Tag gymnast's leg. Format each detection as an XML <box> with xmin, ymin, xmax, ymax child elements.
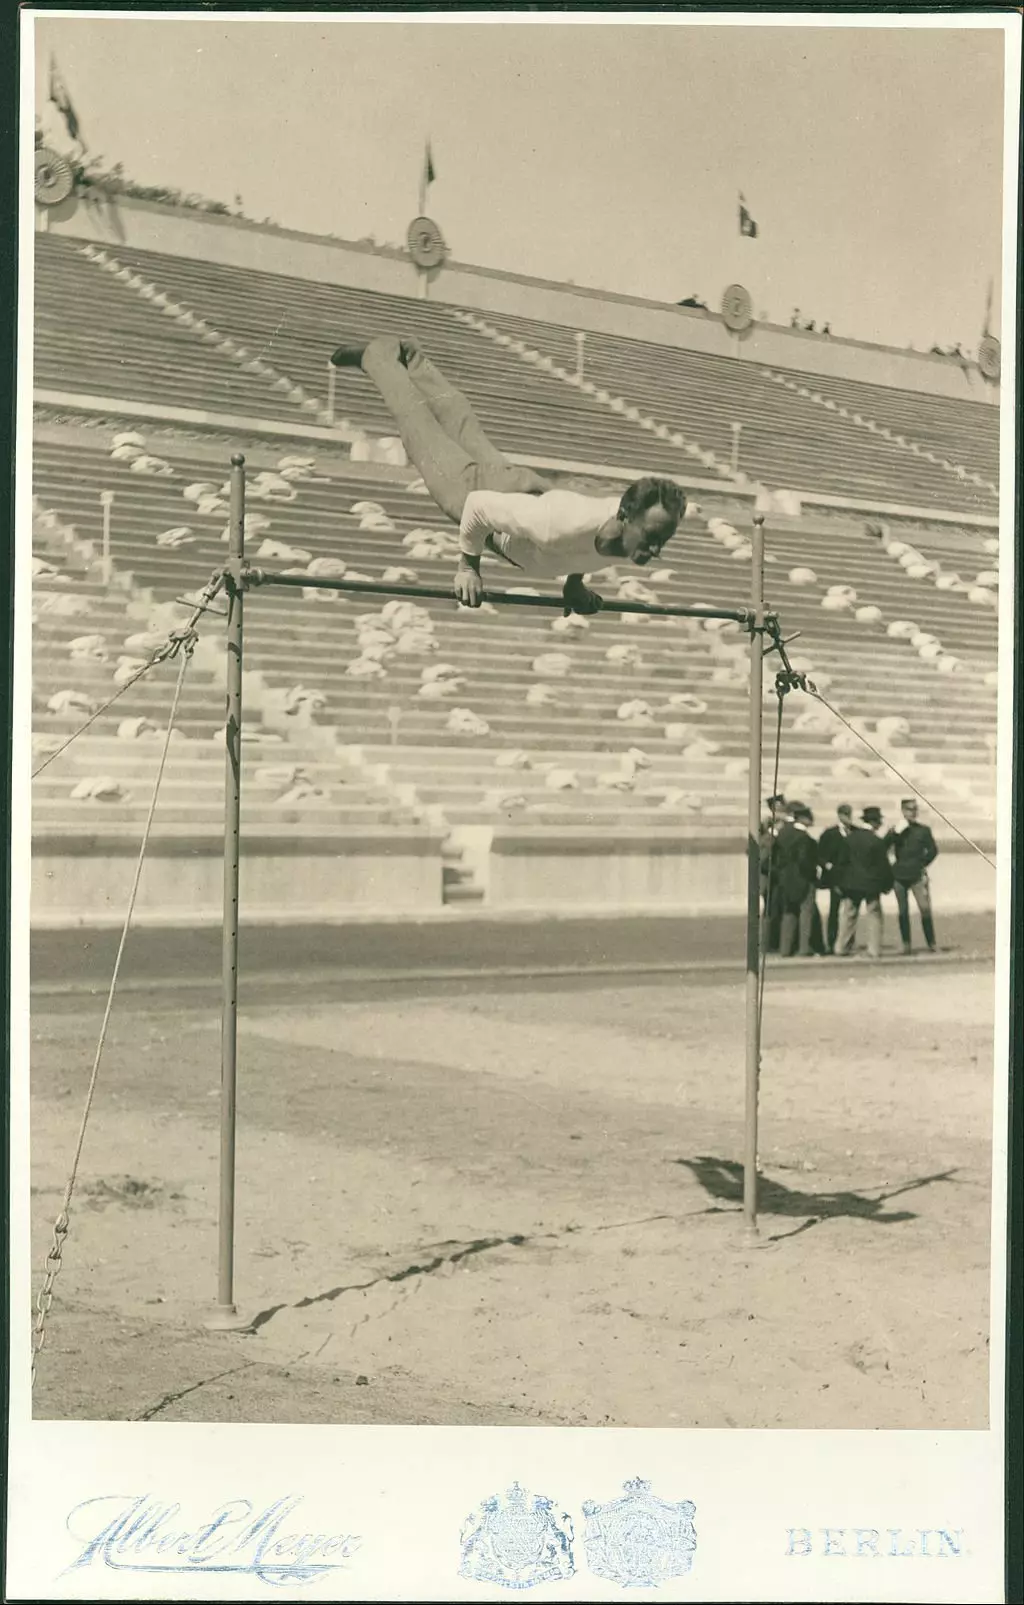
<box><xmin>331</xmin><ymin>336</ymin><xmax>552</xmax><ymax>519</ymax></box>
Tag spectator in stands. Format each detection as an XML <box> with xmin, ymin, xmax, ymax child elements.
<box><xmin>821</xmin><ymin>322</ymin><xmax>832</xmax><ymax>337</ymax></box>
<box><xmin>790</xmin><ymin>309</ymin><xmax>802</xmax><ymax>328</ymax></box>
<box><xmin>834</xmin><ymin>806</ymin><xmax>894</xmax><ymax>960</ymax></box>
<box><xmin>817</xmin><ymin>802</ymin><xmax>854</xmax><ymax>954</ymax></box>
<box><xmin>774</xmin><ymin>802</ymin><xmax>819</xmax><ymax>958</ymax></box>
<box><xmin>885</xmin><ymin>799</ymin><xmax>939</xmax><ymax>954</ymax></box>
<box><xmin>331</xmin><ymin>336</ymin><xmax>686</xmax><ymax>613</ymax></box>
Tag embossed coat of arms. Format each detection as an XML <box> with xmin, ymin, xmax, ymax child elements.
<box><xmin>582</xmin><ymin>1478</ymin><xmax>697</xmax><ymax>1587</ymax></box>
<box><xmin>459</xmin><ymin>1482</ymin><xmax>575</xmax><ymax>1589</ymax></box>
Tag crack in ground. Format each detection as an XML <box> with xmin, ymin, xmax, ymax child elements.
<box><xmin>249</xmin><ymin>1208</ymin><xmax>720</xmax><ymax>1336</ymax></box>
<box><xmin>249</xmin><ymin>1232</ymin><xmax>530</xmax><ymax>1332</ymax></box>
<box><xmin>135</xmin><ymin>1360</ymin><xmax>257</xmax><ymax>1421</ymax></box>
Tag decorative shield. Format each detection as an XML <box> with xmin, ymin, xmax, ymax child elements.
<box><xmin>459</xmin><ymin>1483</ymin><xmax>575</xmax><ymax>1588</ymax></box>
<box><xmin>977</xmin><ymin>335</ymin><xmax>1001</xmax><ymax>382</ymax></box>
<box><xmin>35</xmin><ymin>147</ymin><xmax>74</xmax><ymax>207</ymax></box>
<box><xmin>721</xmin><ymin>283</ymin><xmax>754</xmax><ymax>333</ymax></box>
<box><xmin>406</xmin><ymin>215</ymin><xmax>446</xmax><ymax>270</ymax></box>
<box><xmin>583</xmin><ymin>1477</ymin><xmax>697</xmax><ymax>1588</ymax></box>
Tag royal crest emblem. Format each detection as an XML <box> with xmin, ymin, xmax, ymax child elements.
<box><xmin>458</xmin><ymin>1482</ymin><xmax>575</xmax><ymax>1589</ymax></box>
<box><xmin>582</xmin><ymin>1478</ymin><xmax>697</xmax><ymax>1588</ymax></box>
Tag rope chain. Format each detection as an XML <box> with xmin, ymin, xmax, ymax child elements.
<box><xmin>32</xmin><ymin>571</ymin><xmax>225</xmax><ymax>779</ymax></box>
<box><xmin>31</xmin><ymin>639</ymin><xmax>197</xmax><ymax>1384</ymax></box>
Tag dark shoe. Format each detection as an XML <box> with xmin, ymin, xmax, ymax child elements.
<box><xmin>398</xmin><ymin>337</ymin><xmax>421</xmax><ymax>367</ymax></box>
<box><xmin>329</xmin><ymin>344</ymin><xmax>367</xmax><ymax>368</ymax></box>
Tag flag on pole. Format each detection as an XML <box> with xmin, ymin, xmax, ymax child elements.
<box><xmin>49</xmin><ymin>54</ymin><xmax>85</xmax><ymax>149</ymax></box>
<box><xmin>418</xmin><ymin>141</ymin><xmax>436</xmax><ymax>215</ymax></box>
<box><xmin>738</xmin><ymin>193</ymin><xmax>758</xmax><ymax>238</ymax></box>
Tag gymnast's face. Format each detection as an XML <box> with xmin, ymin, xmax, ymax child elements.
<box><xmin>619</xmin><ymin>507</ymin><xmax>679</xmax><ymax>566</ymax></box>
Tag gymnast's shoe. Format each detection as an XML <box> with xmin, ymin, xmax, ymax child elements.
<box><xmin>329</xmin><ymin>342</ymin><xmax>367</xmax><ymax>368</ymax></box>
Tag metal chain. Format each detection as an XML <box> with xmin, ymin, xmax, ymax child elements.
<box><xmin>32</xmin><ymin>571</ymin><xmax>225</xmax><ymax>779</ymax></box>
<box><xmin>31</xmin><ymin>638</ymin><xmax>198</xmax><ymax>1382</ymax></box>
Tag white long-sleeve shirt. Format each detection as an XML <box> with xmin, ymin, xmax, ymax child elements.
<box><xmin>458</xmin><ymin>489</ymin><xmax>621</xmax><ymax>578</ymax></box>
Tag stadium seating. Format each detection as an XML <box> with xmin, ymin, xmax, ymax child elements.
<box><xmin>458</xmin><ymin>307</ymin><xmax>997</xmax><ymax>516</ymax></box>
<box><xmin>35</xmin><ymin>234</ymin><xmax>997</xmax><ymax>516</ymax></box>
<box><xmin>32</xmin><ymin>433</ymin><xmax>997</xmax><ymax>856</ymax></box>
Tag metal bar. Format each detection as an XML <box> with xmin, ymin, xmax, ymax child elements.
<box><xmin>246</xmin><ymin>567</ymin><xmax>754</xmax><ymax>623</ymax></box>
<box><xmin>206</xmin><ymin>453</ymin><xmax>247</xmax><ymax>1330</ymax></box>
<box><xmin>326</xmin><ymin>360</ymin><xmax>336</xmax><ymax>426</ymax></box>
<box><xmin>743</xmin><ymin>514</ymin><xmax>766</xmax><ymax>1234</ymax></box>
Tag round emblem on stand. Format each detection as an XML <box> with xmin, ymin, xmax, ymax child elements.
<box><xmin>977</xmin><ymin>335</ymin><xmax>1001</xmax><ymax>383</ymax></box>
<box><xmin>721</xmin><ymin>284</ymin><xmax>754</xmax><ymax>333</ymax></box>
<box><xmin>406</xmin><ymin>216</ymin><xmax>446</xmax><ymax>270</ymax></box>
<box><xmin>35</xmin><ymin>147</ymin><xmax>74</xmax><ymax>206</ymax></box>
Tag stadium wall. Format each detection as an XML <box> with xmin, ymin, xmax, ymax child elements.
<box><xmin>42</xmin><ymin>197</ymin><xmax>995</xmax><ymax>405</ymax></box>
<box><xmin>30</xmin><ymin>831</ymin><xmax>995</xmax><ymax>925</ymax></box>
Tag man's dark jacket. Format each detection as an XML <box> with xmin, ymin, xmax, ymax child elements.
<box><xmin>884</xmin><ymin>821</ymin><xmax>938</xmax><ymax>885</ymax></box>
<box><xmin>833</xmin><ymin>827</ymin><xmax>894</xmax><ymax>898</ymax></box>
<box><xmin>817</xmin><ymin>823</ymin><xmax>852</xmax><ymax>889</ymax></box>
<box><xmin>773</xmin><ymin>822</ymin><xmax>819</xmax><ymax>904</ymax></box>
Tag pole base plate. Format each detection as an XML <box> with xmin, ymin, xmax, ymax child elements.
<box><xmin>202</xmin><ymin>1303</ymin><xmax>253</xmax><ymax>1334</ymax></box>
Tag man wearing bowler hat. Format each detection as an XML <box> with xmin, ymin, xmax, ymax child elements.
<box><xmin>774</xmin><ymin>802</ymin><xmax>820</xmax><ymax>958</ymax></box>
<box><xmin>818</xmin><ymin>802</ymin><xmax>855</xmax><ymax>955</ymax></box>
<box><xmin>834</xmin><ymin>805</ymin><xmax>894</xmax><ymax>960</ymax></box>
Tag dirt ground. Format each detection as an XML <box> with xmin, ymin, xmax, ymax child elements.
<box><xmin>28</xmin><ymin>962</ymin><xmax>993</xmax><ymax>1429</ymax></box>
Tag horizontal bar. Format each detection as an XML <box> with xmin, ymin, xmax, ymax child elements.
<box><xmin>244</xmin><ymin>566</ymin><xmax>754</xmax><ymax>624</ymax></box>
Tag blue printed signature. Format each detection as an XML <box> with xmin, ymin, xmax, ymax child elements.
<box><xmin>64</xmin><ymin>1494</ymin><xmax>361</xmax><ymax>1586</ymax></box>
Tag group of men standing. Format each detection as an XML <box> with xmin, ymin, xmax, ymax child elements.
<box><xmin>760</xmin><ymin>795</ymin><xmax>939</xmax><ymax>960</ymax></box>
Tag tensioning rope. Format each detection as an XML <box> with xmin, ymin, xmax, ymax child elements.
<box><xmin>803</xmin><ymin>683</ymin><xmax>997</xmax><ymax>871</ymax></box>
<box><xmin>755</xmin><ymin>631</ymin><xmax>995</xmax><ymax>1040</ymax></box>
<box><xmin>31</xmin><ymin>630</ymin><xmax>203</xmax><ymax>1382</ymax></box>
<box><xmin>32</xmin><ymin>573</ymin><xmax>226</xmax><ymax>780</ymax></box>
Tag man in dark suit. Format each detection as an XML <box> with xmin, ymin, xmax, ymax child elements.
<box><xmin>759</xmin><ymin>794</ymin><xmax>788</xmax><ymax>953</ymax></box>
<box><xmin>817</xmin><ymin>802</ymin><xmax>855</xmax><ymax>955</ymax></box>
<box><xmin>884</xmin><ymin>799</ymin><xmax>939</xmax><ymax>954</ymax></box>
<box><xmin>774</xmin><ymin>802</ymin><xmax>819</xmax><ymax>957</ymax></box>
<box><xmin>834</xmin><ymin>806</ymin><xmax>894</xmax><ymax>959</ymax></box>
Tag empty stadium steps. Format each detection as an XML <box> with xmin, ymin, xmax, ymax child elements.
<box><xmin>35</xmin><ymin>233</ymin><xmax>998</xmax><ymax>518</ymax></box>
<box><xmin>456</xmin><ymin>306</ymin><xmax>997</xmax><ymax>517</ymax></box>
<box><xmin>32</xmin><ymin>431</ymin><xmax>997</xmax><ymax>845</ymax></box>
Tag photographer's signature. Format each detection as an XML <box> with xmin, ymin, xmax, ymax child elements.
<box><xmin>64</xmin><ymin>1494</ymin><xmax>361</xmax><ymax>1586</ymax></box>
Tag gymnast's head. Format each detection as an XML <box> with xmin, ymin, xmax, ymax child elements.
<box><xmin>614</xmin><ymin>478</ymin><xmax>687</xmax><ymax>566</ymax></box>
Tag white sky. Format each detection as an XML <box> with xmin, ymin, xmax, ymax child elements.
<box><xmin>33</xmin><ymin>14</ymin><xmax>1006</xmax><ymax>350</ymax></box>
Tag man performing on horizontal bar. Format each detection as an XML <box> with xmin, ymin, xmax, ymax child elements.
<box><xmin>329</xmin><ymin>336</ymin><xmax>686</xmax><ymax>613</ymax></box>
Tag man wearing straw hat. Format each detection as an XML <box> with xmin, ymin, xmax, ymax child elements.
<box><xmin>330</xmin><ymin>336</ymin><xmax>685</xmax><ymax>613</ymax></box>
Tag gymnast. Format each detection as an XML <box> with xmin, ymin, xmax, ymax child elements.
<box><xmin>330</xmin><ymin>336</ymin><xmax>686</xmax><ymax>614</ymax></box>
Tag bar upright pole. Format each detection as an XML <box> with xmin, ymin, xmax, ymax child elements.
<box><xmin>326</xmin><ymin>360</ymin><xmax>336</xmax><ymax>426</ymax></box>
<box><xmin>99</xmin><ymin>491</ymin><xmax>113</xmax><ymax>585</ymax></box>
<box><xmin>206</xmin><ymin>453</ymin><xmax>249</xmax><ymax>1330</ymax></box>
<box><xmin>743</xmin><ymin>514</ymin><xmax>766</xmax><ymax>1234</ymax></box>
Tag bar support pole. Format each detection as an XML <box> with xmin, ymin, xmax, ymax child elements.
<box><xmin>205</xmin><ymin>453</ymin><xmax>249</xmax><ymax>1331</ymax></box>
<box><xmin>743</xmin><ymin>514</ymin><xmax>766</xmax><ymax>1235</ymax></box>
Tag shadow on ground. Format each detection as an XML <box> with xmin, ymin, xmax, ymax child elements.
<box><xmin>676</xmin><ymin>1155</ymin><xmax>959</xmax><ymax>1240</ymax></box>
